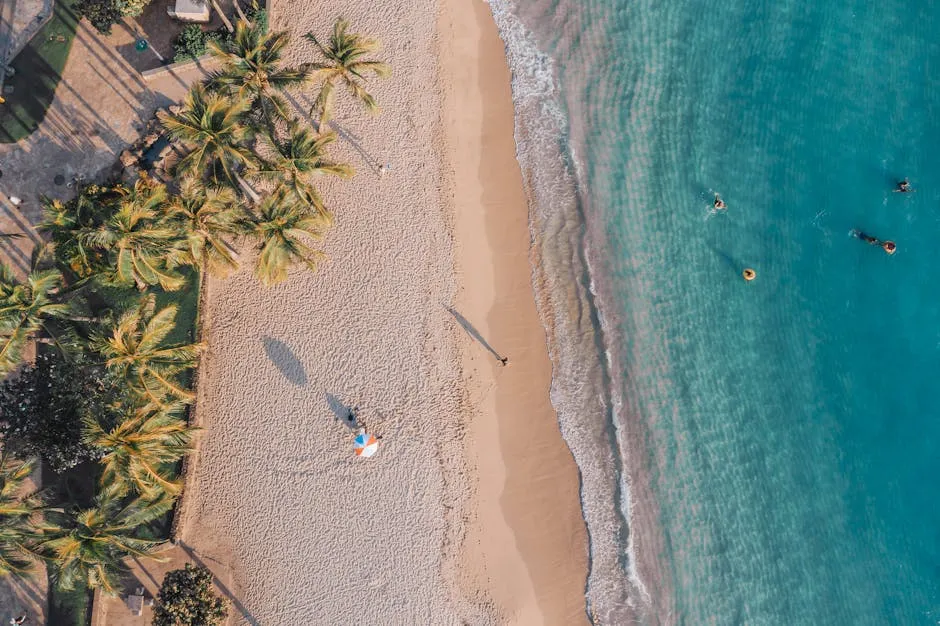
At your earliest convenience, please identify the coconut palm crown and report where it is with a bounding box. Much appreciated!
[40,494,171,594]
[84,403,197,501]
[206,21,310,123]
[252,121,353,219]
[92,295,203,404]
[159,83,256,188]
[250,189,331,286]
[41,185,123,278]
[0,457,44,578]
[167,179,246,278]
[78,177,185,292]
[304,18,391,127]
[0,264,71,375]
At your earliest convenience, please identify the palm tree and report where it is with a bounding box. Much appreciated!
[41,185,126,279]
[304,18,391,127]
[167,178,246,278]
[159,83,256,188]
[0,457,44,578]
[252,121,353,219]
[93,295,203,404]
[250,189,331,286]
[79,177,185,292]
[40,494,172,594]
[206,21,310,124]
[84,404,197,501]
[0,264,71,375]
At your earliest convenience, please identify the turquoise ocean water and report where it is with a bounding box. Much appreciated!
[489,0,940,623]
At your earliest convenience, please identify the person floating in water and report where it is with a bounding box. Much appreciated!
[713,193,727,210]
[894,178,912,193]
[851,229,896,255]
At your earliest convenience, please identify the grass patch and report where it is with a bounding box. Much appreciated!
[154,269,200,345]
[0,0,80,143]
[47,579,91,626]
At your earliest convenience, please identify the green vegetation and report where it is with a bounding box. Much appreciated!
[304,17,391,127]
[0,0,81,143]
[0,263,72,375]
[115,0,152,18]
[174,24,212,63]
[0,15,388,618]
[249,4,268,34]
[206,22,310,123]
[40,493,172,594]
[172,3,270,63]
[0,352,109,472]
[153,563,228,626]
[252,121,353,219]
[76,0,152,35]
[47,580,90,626]
[73,0,121,34]
[0,458,43,577]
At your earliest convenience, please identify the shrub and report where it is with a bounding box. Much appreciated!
[173,25,210,63]
[74,0,122,35]
[152,564,228,626]
[115,0,151,17]
[75,0,153,33]
[0,351,120,473]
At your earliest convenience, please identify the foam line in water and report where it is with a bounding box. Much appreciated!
[485,0,655,622]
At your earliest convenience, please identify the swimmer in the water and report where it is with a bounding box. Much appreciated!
[895,178,912,193]
[851,229,896,255]
[852,229,879,245]
[713,193,727,210]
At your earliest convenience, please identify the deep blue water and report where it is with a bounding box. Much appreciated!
[493,0,940,623]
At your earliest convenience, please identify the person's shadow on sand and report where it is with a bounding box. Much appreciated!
[261,337,308,386]
[326,393,359,430]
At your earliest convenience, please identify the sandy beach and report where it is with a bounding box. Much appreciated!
[177,0,590,623]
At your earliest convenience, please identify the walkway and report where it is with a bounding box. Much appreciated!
[0,16,207,258]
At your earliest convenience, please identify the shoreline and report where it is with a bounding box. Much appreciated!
[483,1,667,621]
[438,0,591,623]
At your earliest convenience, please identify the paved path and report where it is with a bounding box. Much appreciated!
[0,18,207,268]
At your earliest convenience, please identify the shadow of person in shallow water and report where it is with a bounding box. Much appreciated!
[261,337,308,386]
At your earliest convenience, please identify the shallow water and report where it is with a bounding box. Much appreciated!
[490,0,940,623]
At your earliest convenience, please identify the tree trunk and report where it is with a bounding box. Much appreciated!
[210,0,235,32]
[66,315,98,323]
[234,172,261,205]
[233,0,249,24]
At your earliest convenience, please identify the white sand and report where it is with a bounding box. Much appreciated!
[177,0,590,623]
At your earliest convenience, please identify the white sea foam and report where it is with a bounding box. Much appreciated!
[485,0,655,622]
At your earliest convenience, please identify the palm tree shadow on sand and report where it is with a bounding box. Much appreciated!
[261,337,308,386]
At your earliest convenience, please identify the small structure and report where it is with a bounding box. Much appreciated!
[167,0,210,22]
[125,589,144,616]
